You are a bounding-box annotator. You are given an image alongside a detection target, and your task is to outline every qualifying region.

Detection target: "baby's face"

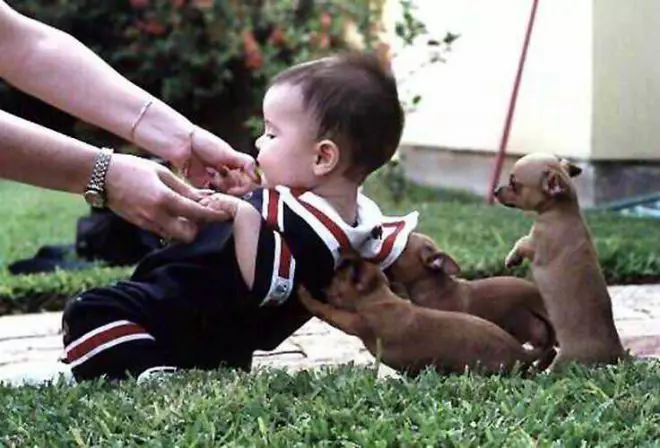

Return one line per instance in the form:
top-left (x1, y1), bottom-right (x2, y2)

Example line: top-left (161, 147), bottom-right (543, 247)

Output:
top-left (255, 83), bottom-right (319, 189)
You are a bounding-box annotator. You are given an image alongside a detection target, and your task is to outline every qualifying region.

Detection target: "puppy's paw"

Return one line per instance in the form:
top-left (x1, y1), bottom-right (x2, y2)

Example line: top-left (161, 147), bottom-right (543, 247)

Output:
top-left (297, 286), bottom-right (324, 314)
top-left (504, 250), bottom-right (523, 269)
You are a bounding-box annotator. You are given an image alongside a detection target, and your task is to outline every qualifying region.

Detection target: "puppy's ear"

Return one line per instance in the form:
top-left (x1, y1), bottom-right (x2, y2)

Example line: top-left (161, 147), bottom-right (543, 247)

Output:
top-left (349, 260), bottom-right (363, 285)
top-left (558, 157), bottom-right (582, 178)
top-left (541, 170), bottom-right (569, 197)
top-left (351, 261), bottom-right (381, 293)
top-left (421, 246), bottom-right (461, 275)
top-left (567, 163), bottom-right (582, 178)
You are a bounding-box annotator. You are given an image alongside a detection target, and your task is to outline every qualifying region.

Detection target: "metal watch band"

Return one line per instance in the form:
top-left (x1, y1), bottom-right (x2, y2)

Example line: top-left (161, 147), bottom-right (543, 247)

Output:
top-left (85, 147), bottom-right (114, 196)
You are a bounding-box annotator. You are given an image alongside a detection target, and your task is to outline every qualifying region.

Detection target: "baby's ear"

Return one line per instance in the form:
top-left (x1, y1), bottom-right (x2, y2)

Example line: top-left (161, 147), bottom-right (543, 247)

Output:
top-left (312, 139), bottom-right (340, 177)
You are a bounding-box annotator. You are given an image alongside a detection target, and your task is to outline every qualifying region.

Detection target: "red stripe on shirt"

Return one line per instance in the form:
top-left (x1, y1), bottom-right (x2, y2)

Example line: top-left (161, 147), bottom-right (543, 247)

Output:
top-left (266, 189), bottom-right (280, 229)
top-left (278, 239), bottom-right (292, 278)
top-left (367, 221), bottom-right (405, 264)
top-left (296, 198), bottom-right (352, 254)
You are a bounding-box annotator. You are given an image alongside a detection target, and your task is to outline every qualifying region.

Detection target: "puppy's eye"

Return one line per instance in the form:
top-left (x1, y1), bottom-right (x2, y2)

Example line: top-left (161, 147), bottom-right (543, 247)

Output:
top-left (509, 175), bottom-right (518, 192)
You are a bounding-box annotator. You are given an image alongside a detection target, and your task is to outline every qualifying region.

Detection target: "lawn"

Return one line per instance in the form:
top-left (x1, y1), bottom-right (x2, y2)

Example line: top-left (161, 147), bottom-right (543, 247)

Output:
top-left (1, 362), bottom-right (659, 445)
top-left (1, 176), bottom-right (660, 446)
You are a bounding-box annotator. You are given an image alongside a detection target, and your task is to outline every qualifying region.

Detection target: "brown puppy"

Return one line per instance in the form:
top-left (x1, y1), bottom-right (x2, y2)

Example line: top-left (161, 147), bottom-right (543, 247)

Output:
top-left (385, 232), bottom-right (556, 357)
top-left (493, 152), bottom-right (626, 369)
top-left (298, 258), bottom-right (545, 376)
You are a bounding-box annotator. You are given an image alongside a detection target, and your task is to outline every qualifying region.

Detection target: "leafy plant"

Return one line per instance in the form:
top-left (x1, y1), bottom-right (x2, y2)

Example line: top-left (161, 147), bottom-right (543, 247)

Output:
top-left (2, 0), bottom-right (453, 152)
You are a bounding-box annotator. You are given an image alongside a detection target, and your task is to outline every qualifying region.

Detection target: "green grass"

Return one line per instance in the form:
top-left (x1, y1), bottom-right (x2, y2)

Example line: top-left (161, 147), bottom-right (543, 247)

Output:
top-left (1, 173), bottom-right (659, 315)
top-left (0, 181), bottom-right (131, 313)
top-left (1, 180), bottom-right (660, 447)
top-left (2, 361), bottom-right (659, 446)
top-left (0, 180), bottom-right (87, 263)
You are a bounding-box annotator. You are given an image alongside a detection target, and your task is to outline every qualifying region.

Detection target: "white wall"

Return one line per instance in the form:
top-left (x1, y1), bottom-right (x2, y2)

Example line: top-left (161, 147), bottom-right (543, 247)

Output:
top-left (592, 0), bottom-right (660, 160)
top-left (384, 0), bottom-right (595, 159)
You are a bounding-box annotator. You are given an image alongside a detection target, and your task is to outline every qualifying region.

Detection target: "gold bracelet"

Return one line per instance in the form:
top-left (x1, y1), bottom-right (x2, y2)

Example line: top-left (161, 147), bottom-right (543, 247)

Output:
top-left (181, 126), bottom-right (196, 177)
top-left (129, 98), bottom-right (154, 142)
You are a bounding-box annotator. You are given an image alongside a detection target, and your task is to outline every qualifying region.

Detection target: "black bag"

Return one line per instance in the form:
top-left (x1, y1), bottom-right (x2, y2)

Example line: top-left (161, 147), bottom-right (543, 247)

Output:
top-left (75, 207), bottom-right (162, 266)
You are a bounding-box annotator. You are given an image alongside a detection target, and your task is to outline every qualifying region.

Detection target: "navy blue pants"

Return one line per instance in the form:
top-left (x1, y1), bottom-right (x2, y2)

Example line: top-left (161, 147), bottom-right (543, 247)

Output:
top-left (61, 281), bottom-right (255, 382)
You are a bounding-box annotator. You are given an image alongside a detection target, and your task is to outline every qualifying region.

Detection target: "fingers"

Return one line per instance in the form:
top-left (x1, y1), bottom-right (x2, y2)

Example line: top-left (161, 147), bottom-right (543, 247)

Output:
top-left (160, 168), bottom-right (210, 202)
top-left (197, 193), bottom-right (241, 217)
top-left (149, 171), bottom-right (237, 241)
top-left (185, 158), bottom-right (213, 188)
top-left (192, 126), bottom-right (257, 174)
top-left (206, 167), bottom-right (256, 196)
top-left (156, 216), bottom-right (199, 244)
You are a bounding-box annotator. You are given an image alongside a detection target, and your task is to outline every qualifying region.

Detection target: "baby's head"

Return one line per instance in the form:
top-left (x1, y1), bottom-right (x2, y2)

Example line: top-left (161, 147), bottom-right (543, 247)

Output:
top-left (256, 51), bottom-right (404, 190)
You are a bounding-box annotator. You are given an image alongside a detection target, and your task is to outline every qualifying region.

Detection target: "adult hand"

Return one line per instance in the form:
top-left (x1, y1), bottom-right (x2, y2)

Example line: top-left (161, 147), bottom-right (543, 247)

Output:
top-left (184, 126), bottom-right (258, 189)
top-left (105, 153), bottom-right (223, 243)
top-left (209, 166), bottom-right (261, 197)
top-left (198, 192), bottom-right (244, 220)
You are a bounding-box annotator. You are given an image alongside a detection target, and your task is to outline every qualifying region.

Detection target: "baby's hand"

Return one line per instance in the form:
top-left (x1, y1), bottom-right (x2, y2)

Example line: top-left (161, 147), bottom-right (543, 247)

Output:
top-left (210, 166), bottom-right (262, 196)
top-left (198, 193), bottom-right (244, 221)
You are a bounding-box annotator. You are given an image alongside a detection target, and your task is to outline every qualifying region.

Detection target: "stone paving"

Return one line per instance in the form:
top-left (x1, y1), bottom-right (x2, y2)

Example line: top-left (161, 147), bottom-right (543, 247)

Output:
top-left (1, 284), bottom-right (659, 386)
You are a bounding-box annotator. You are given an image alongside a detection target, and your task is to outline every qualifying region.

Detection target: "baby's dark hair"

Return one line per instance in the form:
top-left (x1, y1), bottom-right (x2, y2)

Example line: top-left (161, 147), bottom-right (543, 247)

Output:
top-left (270, 51), bottom-right (404, 180)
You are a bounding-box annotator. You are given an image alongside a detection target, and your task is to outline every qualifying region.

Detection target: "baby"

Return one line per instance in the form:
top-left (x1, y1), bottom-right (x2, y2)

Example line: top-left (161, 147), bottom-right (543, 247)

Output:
top-left (61, 52), bottom-right (419, 382)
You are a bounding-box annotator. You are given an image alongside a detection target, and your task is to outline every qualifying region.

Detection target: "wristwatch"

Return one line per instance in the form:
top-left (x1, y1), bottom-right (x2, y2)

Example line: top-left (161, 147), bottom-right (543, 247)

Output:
top-left (83, 147), bottom-right (114, 208)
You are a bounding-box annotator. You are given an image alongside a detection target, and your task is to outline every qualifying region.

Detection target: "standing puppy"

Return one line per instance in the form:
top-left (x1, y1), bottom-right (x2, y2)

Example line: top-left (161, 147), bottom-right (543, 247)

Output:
top-left (298, 258), bottom-right (545, 376)
top-left (385, 232), bottom-right (556, 356)
top-left (493, 153), bottom-right (626, 369)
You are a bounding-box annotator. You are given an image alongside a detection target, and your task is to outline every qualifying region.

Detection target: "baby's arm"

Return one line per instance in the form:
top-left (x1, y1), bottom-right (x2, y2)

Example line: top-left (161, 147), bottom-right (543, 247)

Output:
top-left (198, 193), bottom-right (261, 289)
top-left (200, 188), bottom-right (337, 307)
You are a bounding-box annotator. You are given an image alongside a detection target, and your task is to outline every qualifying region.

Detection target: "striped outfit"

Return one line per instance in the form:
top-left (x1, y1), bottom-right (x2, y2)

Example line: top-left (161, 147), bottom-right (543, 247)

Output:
top-left (61, 187), bottom-right (418, 381)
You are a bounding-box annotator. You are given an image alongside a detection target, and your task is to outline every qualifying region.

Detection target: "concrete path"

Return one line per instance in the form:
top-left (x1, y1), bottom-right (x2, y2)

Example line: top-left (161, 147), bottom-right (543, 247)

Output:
top-left (1, 284), bottom-right (659, 386)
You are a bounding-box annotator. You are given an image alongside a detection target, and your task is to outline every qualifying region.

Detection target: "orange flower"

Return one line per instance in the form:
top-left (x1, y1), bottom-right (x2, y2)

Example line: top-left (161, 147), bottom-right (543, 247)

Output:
top-left (137, 18), bottom-right (167, 36)
top-left (311, 31), bottom-right (330, 50)
top-left (320, 12), bottom-right (332, 30)
top-left (193, 0), bottom-right (214, 9)
top-left (130, 0), bottom-right (150, 8)
top-left (375, 41), bottom-right (392, 69)
top-left (268, 27), bottom-right (286, 47)
top-left (242, 30), bottom-right (263, 70)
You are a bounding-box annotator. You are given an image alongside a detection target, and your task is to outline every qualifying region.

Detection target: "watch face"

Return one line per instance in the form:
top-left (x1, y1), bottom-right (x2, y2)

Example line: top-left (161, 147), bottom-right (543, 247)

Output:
top-left (84, 190), bottom-right (105, 208)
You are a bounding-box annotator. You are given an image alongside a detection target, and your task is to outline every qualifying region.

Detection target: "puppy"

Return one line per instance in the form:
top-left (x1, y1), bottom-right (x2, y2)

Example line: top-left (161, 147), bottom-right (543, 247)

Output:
top-left (493, 153), bottom-right (626, 369)
top-left (298, 258), bottom-right (546, 376)
top-left (385, 232), bottom-right (557, 359)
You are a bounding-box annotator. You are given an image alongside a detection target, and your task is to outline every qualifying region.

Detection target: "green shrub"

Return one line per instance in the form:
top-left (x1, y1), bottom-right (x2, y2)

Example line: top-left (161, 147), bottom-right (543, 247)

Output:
top-left (1, 0), bottom-right (446, 151)
top-left (2, 361), bottom-right (659, 445)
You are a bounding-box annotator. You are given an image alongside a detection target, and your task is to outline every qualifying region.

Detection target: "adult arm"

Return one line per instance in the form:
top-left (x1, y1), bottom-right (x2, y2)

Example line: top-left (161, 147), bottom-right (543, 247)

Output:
top-left (0, 110), bottom-right (223, 242)
top-left (0, 1), bottom-right (255, 183)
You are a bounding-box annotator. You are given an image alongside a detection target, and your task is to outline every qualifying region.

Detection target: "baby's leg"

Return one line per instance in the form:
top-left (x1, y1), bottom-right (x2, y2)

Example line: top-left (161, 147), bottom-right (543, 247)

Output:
top-left (61, 284), bottom-right (171, 382)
